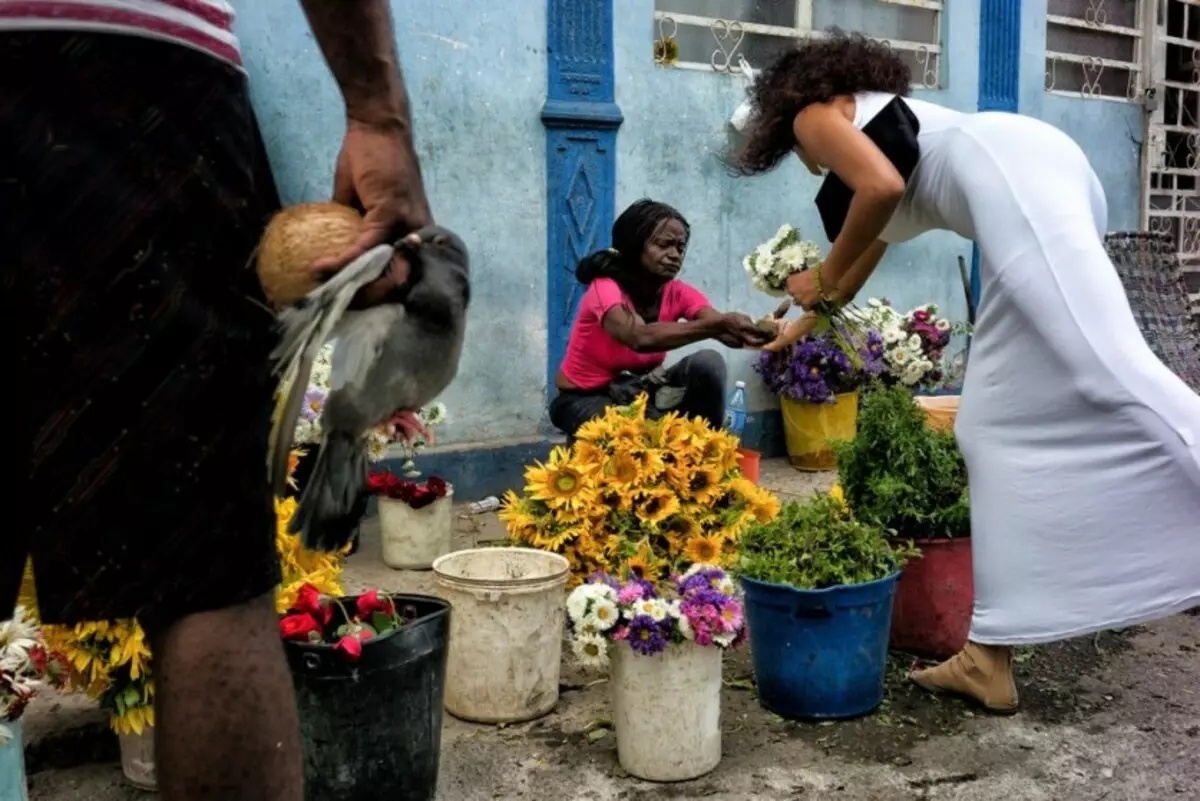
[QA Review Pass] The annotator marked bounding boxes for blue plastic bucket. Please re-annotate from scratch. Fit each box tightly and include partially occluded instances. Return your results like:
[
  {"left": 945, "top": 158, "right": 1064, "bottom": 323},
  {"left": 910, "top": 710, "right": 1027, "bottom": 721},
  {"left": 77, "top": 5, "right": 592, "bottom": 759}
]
[
  {"left": 741, "top": 573, "right": 899, "bottom": 720},
  {"left": 0, "top": 718, "right": 27, "bottom": 801}
]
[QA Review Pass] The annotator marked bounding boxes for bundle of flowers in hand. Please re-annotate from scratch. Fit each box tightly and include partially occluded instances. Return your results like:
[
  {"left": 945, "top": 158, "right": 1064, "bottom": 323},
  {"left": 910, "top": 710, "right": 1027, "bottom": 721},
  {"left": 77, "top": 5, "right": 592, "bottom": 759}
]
[
  {"left": 754, "top": 324, "right": 884, "bottom": 405},
  {"left": 367, "top": 472, "right": 452, "bottom": 509},
  {"left": 742, "top": 224, "right": 872, "bottom": 363},
  {"left": 742, "top": 223, "right": 823, "bottom": 297},
  {"left": 499, "top": 395, "right": 781, "bottom": 585},
  {"left": 565, "top": 565, "right": 746, "bottom": 669},
  {"left": 848, "top": 298, "right": 969, "bottom": 388},
  {"left": 292, "top": 340, "right": 448, "bottom": 470},
  {"left": 1, "top": 605, "right": 68, "bottom": 744},
  {"left": 279, "top": 585, "right": 406, "bottom": 662}
]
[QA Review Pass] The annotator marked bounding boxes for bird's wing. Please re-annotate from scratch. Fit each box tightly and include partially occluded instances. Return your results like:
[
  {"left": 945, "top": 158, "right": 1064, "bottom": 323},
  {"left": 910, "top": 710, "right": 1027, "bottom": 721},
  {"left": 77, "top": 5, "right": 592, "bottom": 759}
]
[
  {"left": 266, "top": 244, "right": 394, "bottom": 495},
  {"left": 332, "top": 307, "right": 402, "bottom": 393}
]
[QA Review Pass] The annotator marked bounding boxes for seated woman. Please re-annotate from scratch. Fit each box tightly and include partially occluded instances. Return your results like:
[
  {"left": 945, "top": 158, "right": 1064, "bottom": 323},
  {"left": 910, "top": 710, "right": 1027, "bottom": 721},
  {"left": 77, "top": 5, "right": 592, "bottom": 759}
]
[{"left": 550, "top": 198, "right": 772, "bottom": 437}]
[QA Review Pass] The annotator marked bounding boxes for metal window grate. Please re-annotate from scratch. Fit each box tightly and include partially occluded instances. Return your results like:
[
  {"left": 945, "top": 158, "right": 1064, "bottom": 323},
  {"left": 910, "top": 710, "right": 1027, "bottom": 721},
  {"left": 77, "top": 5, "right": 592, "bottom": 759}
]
[
  {"left": 1045, "top": 0, "right": 1145, "bottom": 101},
  {"left": 652, "top": 0, "right": 943, "bottom": 89}
]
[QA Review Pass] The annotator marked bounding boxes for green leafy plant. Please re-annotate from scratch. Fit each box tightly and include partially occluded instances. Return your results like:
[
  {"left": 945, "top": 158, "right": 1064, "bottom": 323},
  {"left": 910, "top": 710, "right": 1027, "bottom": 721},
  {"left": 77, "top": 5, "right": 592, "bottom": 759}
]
[
  {"left": 737, "top": 494, "right": 917, "bottom": 590},
  {"left": 833, "top": 385, "right": 969, "bottom": 540}
]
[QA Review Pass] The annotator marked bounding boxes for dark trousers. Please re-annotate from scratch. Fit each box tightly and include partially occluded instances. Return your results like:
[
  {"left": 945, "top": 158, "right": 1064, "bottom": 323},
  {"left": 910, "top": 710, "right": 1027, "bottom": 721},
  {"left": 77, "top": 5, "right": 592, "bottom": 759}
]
[
  {"left": 549, "top": 349, "right": 728, "bottom": 438},
  {"left": 2, "top": 33, "right": 282, "bottom": 629}
]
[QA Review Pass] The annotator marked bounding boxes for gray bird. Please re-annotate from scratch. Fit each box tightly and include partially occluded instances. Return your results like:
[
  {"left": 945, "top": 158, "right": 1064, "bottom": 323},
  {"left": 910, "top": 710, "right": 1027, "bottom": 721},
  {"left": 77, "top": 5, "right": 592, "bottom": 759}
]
[{"left": 267, "top": 225, "right": 470, "bottom": 551}]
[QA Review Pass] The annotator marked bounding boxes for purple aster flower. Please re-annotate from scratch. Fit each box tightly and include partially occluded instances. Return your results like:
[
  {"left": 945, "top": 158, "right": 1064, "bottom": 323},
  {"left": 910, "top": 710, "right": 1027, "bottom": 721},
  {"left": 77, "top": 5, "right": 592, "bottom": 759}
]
[
  {"left": 301, "top": 388, "right": 327, "bottom": 421},
  {"left": 626, "top": 614, "right": 668, "bottom": 656}
]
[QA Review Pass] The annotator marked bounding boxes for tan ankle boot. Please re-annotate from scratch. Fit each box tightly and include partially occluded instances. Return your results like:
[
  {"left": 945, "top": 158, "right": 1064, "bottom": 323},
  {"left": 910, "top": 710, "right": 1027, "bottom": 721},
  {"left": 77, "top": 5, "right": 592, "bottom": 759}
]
[{"left": 909, "top": 641, "right": 1019, "bottom": 714}]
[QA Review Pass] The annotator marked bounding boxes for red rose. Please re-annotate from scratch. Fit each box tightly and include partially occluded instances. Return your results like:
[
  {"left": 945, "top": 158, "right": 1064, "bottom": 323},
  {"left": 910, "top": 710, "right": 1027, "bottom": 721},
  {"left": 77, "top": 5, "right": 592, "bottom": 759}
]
[
  {"left": 356, "top": 590, "right": 395, "bottom": 619},
  {"left": 29, "top": 645, "right": 48, "bottom": 674},
  {"left": 408, "top": 487, "right": 437, "bottom": 509},
  {"left": 279, "top": 613, "right": 322, "bottom": 641},
  {"left": 333, "top": 634, "right": 363, "bottom": 661},
  {"left": 368, "top": 472, "right": 402, "bottom": 495},
  {"left": 293, "top": 584, "right": 323, "bottom": 617},
  {"left": 425, "top": 476, "right": 449, "bottom": 498}
]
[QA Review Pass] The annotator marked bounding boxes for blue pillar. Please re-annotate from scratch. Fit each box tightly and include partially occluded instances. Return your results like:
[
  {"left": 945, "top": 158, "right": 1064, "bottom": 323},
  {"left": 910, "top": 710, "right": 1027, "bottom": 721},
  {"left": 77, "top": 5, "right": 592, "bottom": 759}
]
[
  {"left": 972, "top": 0, "right": 1022, "bottom": 312},
  {"left": 541, "top": 0, "right": 623, "bottom": 393}
]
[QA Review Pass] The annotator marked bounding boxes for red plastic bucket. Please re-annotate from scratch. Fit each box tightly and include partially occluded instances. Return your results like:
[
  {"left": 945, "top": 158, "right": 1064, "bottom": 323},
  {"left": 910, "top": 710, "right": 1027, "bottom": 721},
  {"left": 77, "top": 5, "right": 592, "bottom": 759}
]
[
  {"left": 737, "top": 448, "right": 761, "bottom": 484},
  {"left": 889, "top": 537, "right": 974, "bottom": 659}
]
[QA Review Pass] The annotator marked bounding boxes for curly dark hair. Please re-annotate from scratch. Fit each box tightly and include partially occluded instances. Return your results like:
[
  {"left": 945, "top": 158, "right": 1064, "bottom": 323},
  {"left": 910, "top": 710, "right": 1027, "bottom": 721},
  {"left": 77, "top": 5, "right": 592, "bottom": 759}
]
[{"left": 728, "top": 30, "right": 911, "bottom": 176}]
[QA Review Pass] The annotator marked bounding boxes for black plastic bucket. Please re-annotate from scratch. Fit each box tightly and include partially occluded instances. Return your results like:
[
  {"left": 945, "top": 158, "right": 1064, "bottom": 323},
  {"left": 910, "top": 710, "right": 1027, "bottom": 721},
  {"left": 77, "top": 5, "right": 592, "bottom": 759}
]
[{"left": 286, "top": 594, "right": 450, "bottom": 801}]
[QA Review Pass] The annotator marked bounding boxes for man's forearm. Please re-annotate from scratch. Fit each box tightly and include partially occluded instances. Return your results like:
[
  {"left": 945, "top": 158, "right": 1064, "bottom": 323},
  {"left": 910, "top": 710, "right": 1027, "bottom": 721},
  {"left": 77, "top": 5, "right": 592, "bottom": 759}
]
[{"left": 300, "top": 0, "right": 410, "bottom": 126}]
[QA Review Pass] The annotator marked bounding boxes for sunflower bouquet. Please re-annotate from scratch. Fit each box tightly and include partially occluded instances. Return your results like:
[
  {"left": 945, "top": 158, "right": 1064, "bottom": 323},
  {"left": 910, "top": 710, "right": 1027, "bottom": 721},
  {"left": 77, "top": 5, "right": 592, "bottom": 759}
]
[
  {"left": 28, "top": 447, "right": 347, "bottom": 736},
  {"left": 500, "top": 395, "right": 781, "bottom": 585}
]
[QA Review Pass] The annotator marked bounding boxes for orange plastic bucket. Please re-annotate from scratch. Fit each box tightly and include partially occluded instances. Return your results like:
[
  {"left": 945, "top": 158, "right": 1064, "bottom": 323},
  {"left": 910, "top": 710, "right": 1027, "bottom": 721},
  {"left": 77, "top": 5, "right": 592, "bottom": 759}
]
[
  {"left": 915, "top": 395, "right": 959, "bottom": 433},
  {"left": 736, "top": 447, "right": 761, "bottom": 484}
]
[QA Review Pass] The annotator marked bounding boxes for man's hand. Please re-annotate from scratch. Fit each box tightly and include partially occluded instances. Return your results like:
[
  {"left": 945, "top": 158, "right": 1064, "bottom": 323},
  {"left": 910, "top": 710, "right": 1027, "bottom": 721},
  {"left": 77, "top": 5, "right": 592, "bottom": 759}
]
[
  {"left": 761, "top": 312, "right": 819, "bottom": 353},
  {"left": 311, "top": 119, "right": 433, "bottom": 307}
]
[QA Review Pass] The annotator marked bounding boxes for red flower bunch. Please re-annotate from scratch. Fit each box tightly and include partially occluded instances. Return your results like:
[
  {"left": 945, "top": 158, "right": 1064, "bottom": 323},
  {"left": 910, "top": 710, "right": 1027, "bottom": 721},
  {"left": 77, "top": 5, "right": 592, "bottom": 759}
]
[
  {"left": 367, "top": 472, "right": 450, "bottom": 510},
  {"left": 278, "top": 584, "right": 405, "bottom": 662}
]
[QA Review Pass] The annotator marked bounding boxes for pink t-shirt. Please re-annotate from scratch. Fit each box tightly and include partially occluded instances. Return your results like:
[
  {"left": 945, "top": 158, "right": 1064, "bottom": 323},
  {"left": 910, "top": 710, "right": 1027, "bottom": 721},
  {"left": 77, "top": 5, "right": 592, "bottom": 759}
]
[{"left": 560, "top": 277, "right": 711, "bottom": 390}]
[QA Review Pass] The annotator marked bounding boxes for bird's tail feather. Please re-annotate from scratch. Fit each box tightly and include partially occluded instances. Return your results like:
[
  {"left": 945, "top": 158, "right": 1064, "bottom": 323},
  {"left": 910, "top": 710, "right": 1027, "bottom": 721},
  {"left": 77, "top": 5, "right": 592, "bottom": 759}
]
[{"left": 291, "top": 432, "right": 369, "bottom": 552}]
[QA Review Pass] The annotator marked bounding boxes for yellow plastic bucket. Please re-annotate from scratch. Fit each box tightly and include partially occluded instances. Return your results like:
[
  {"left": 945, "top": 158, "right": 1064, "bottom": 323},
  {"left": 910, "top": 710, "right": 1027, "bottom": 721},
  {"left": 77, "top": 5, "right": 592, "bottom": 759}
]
[
  {"left": 781, "top": 392, "right": 859, "bottom": 471},
  {"left": 915, "top": 395, "right": 959, "bottom": 433}
]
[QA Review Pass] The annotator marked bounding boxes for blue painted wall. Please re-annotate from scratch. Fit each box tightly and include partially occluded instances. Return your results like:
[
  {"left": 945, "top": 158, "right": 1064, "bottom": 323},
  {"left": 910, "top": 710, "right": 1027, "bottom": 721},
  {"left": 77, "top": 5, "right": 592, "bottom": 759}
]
[
  {"left": 232, "top": 0, "right": 1144, "bottom": 466},
  {"left": 232, "top": 2, "right": 550, "bottom": 447}
]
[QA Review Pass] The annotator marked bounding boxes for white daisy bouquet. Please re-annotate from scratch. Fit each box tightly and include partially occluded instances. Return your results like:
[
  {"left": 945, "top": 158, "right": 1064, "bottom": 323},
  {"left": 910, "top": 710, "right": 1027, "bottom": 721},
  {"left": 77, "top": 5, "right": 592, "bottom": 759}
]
[
  {"left": 1, "top": 606, "right": 67, "bottom": 744},
  {"left": 293, "top": 341, "right": 448, "bottom": 471},
  {"left": 849, "top": 298, "right": 968, "bottom": 388},
  {"left": 564, "top": 565, "right": 746, "bottom": 669},
  {"left": 742, "top": 223, "right": 823, "bottom": 297}
]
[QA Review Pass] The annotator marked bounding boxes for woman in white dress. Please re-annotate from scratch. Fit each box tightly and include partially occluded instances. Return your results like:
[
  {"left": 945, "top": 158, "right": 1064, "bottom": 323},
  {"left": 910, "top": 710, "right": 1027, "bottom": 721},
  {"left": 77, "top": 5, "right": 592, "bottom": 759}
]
[{"left": 731, "top": 32, "right": 1200, "bottom": 713}]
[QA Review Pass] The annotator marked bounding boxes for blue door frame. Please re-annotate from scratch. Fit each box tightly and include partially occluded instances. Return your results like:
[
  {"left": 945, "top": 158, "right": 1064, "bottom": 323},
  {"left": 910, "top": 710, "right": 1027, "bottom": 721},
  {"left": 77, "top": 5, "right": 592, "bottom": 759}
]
[{"left": 541, "top": 0, "right": 622, "bottom": 397}]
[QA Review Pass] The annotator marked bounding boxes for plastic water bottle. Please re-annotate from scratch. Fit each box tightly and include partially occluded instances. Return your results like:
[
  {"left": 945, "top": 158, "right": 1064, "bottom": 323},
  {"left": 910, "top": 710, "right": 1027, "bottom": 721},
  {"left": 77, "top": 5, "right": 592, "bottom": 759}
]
[
  {"left": 468, "top": 496, "right": 501, "bottom": 515},
  {"left": 722, "top": 381, "right": 747, "bottom": 438}
]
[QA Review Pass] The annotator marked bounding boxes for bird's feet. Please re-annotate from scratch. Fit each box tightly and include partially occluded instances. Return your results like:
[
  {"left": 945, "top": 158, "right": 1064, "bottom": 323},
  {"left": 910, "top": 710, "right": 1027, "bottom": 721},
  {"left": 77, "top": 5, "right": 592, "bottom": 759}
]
[{"left": 385, "top": 410, "right": 434, "bottom": 446}]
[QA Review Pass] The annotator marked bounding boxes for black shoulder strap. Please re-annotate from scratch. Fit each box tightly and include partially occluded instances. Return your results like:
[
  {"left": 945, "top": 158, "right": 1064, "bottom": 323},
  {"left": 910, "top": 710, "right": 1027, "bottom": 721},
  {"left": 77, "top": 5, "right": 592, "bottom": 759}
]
[{"left": 814, "top": 96, "right": 922, "bottom": 242}]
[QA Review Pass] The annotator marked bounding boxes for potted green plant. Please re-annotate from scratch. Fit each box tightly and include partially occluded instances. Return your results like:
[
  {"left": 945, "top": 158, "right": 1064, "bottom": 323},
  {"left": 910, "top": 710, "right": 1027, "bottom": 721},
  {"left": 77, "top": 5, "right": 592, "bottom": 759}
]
[
  {"left": 737, "top": 494, "right": 917, "bottom": 720},
  {"left": 833, "top": 384, "right": 972, "bottom": 658}
]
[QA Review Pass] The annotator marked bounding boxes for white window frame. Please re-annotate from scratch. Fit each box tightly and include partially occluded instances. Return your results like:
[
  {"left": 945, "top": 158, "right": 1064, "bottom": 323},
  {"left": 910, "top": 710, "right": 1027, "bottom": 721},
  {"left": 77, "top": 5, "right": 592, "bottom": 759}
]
[
  {"left": 653, "top": 0, "right": 944, "bottom": 90},
  {"left": 1044, "top": 0, "right": 1145, "bottom": 102}
]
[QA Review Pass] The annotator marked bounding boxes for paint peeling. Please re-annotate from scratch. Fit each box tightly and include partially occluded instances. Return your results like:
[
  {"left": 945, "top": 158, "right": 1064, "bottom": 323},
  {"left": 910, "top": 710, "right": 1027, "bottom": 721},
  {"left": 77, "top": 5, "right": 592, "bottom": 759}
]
[{"left": 424, "top": 33, "right": 470, "bottom": 51}]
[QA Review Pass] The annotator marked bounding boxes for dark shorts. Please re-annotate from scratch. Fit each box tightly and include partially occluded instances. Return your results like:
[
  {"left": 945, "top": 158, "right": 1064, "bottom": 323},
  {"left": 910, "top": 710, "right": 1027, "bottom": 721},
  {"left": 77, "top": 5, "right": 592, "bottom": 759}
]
[{"left": 0, "top": 33, "right": 283, "bottom": 630}]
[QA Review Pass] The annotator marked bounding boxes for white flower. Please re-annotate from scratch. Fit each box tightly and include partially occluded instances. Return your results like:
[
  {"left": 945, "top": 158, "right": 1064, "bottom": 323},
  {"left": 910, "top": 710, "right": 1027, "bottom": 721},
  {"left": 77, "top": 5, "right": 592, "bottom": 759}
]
[
  {"left": 566, "top": 585, "right": 592, "bottom": 623},
  {"left": 867, "top": 297, "right": 883, "bottom": 308},
  {"left": 883, "top": 325, "right": 905, "bottom": 344},
  {"left": 935, "top": 318, "right": 951, "bottom": 332},
  {"left": 713, "top": 631, "right": 737, "bottom": 648},
  {"left": 907, "top": 334, "right": 923, "bottom": 351},
  {"left": 585, "top": 598, "right": 620, "bottom": 631},
  {"left": 892, "top": 348, "right": 909, "bottom": 365},
  {"left": 571, "top": 634, "right": 609, "bottom": 669},
  {"left": 631, "top": 597, "right": 670, "bottom": 622}
]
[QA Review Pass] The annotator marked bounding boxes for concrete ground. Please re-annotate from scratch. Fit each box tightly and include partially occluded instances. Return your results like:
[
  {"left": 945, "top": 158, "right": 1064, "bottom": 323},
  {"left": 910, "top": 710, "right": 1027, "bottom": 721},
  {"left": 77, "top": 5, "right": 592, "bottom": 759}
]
[{"left": 21, "top": 460, "right": 1200, "bottom": 800}]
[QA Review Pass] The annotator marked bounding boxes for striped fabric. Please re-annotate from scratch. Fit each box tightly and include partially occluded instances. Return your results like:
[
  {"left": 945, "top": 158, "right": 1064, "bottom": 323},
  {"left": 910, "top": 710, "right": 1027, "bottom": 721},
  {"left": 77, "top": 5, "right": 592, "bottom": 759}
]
[{"left": 0, "top": 0, "right": 240, "bottom": 66}]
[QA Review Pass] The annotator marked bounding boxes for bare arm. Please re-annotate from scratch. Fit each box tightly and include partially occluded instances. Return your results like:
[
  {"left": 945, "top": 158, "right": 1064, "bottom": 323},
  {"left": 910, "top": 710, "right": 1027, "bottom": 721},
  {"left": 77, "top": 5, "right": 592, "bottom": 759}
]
[
  {"left": 300, "top": 0, "right": 433, "bottom": 295},
  {"left": 602, "top": 305, "right": 726, "bottom": 353},
  {"left": 794, "top": 100, "right": 904, "bottom": 290},
  {"left": 831, "top": 240, "right": 888, "bottom": 302},
  {"left": 299, "top": 0, "right": 409, "bottom": 126}
]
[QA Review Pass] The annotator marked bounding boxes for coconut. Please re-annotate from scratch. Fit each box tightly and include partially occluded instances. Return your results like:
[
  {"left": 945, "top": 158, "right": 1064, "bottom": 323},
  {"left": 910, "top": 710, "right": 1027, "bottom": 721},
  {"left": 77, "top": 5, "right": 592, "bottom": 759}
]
[{"left": 256, "top": 202, "right": 363, "bottom": 308}]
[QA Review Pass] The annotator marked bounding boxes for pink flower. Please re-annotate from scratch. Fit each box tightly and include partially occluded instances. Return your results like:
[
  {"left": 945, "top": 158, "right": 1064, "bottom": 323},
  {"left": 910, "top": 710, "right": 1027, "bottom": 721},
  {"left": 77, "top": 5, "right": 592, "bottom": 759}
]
[
  {"left": 612, "top": 626, "right": 630, "bottom": 641},
  {"left": 912, "top": 310, "right": 931, "bottom": 323},
  {"left": 718, "top": 600, "right": 744, "bottom": 633},
  {"left": 616, "top": 583, "right": 645, "bottom": 605}
]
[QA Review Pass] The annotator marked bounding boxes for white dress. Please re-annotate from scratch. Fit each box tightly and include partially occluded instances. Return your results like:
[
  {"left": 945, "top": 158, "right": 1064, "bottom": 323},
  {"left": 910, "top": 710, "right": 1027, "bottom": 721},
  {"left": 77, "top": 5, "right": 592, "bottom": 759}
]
[{"left": 851, "top": 91, "right": 1200, "bottom": 645}]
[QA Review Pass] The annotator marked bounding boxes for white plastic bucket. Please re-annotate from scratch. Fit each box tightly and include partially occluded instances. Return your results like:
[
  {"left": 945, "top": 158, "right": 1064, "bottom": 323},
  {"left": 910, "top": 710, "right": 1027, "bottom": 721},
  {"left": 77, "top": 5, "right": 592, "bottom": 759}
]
[
  {"left": 610, "top": 641, "right": 722, "bottom": 782},
  {"left": 119, "top": 729, "right": 157, "bottom": 791},
  {"left": 379, "top": 489, "right": 454, "bottom": 570},
  {"left": 432, "top": 548, "right": 569, "bottom": 723}
]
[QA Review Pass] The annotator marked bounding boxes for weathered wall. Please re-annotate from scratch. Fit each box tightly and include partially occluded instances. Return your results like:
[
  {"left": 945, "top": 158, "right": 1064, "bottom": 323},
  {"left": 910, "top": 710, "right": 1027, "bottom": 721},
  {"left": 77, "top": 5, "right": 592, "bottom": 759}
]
[
  {"left": 233, "top": 0, "right": 1143, "bottom": 446},
  {"left": 233, "top": 1, "right": 548, "bottom": 445}
]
